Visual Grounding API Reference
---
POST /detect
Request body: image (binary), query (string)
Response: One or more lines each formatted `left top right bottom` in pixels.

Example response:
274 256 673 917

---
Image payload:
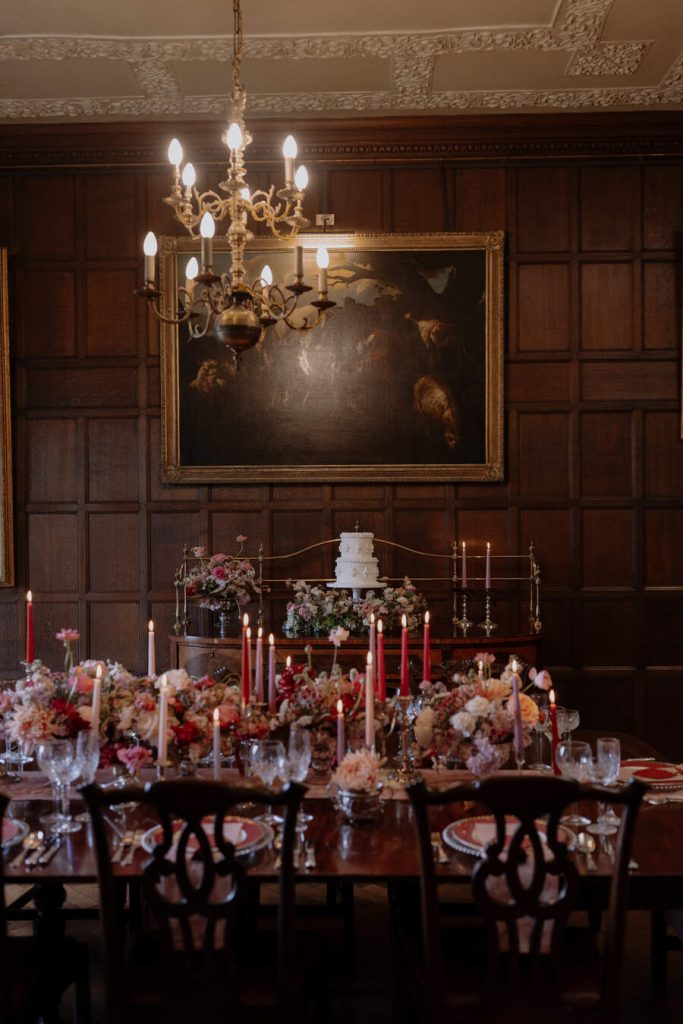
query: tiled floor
8 882 683 1022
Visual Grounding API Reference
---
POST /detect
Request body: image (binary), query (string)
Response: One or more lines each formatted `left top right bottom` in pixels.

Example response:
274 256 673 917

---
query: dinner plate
2 818 29 852
442 815 574 859
141 815 274 857
620 760 683 791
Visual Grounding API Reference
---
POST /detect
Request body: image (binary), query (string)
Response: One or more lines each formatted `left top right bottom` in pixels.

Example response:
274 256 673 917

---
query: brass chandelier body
137 0 334 362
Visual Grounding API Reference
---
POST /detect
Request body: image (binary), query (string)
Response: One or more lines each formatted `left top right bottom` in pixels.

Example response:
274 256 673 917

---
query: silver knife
37 837 62 867
27 836 55 869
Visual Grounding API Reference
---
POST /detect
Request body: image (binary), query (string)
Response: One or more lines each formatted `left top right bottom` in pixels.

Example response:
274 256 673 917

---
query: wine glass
556 707 580 742
251 740 288 826
527 691 550 771
74 731 100 823
49 739 83 834
36 742 65 829
587 737 621 836
556 739 592 827
288 727 313 827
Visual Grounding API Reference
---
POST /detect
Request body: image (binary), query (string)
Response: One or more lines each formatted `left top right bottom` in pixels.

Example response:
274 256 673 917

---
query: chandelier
137 0 335 363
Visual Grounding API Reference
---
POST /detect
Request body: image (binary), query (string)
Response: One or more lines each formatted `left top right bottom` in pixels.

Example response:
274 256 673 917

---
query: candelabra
476 591 497 637
394 696 419 784
137 0 335 365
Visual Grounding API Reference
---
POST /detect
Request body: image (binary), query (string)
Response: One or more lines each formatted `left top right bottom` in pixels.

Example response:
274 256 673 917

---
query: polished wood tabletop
4 776 683 910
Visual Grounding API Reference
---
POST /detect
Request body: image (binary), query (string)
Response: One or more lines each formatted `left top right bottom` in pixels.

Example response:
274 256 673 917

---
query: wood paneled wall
0 115 681 755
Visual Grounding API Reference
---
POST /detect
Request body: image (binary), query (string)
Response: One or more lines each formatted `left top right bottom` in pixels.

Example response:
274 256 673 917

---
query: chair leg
340 881 355 975
651 910 668 999
74 944 92 1024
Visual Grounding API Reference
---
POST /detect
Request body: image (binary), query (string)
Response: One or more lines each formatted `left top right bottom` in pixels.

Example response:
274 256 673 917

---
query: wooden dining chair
0 793 91 1023
404 774 645 1024
83 778 326 1024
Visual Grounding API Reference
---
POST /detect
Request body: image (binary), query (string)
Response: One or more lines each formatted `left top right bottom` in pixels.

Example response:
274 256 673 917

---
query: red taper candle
422 610 431 682
240 613 249 708
377 619 386 701
549 688 560 776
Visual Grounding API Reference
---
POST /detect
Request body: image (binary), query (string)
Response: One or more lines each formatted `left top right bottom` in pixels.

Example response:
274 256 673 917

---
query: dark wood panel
149 511 202 591
580 412 633 497
88 417 139 502
580 263 633 350
27 367 138 408
453 167 506 232
644 598 683 668
89 513 140 592
643 164 683 251
33 601 80 669
582 509 634 588
583 598 636 667
517 263 570 351
270 510 327 580
328 169 385 231
394 508 450 580
517 167 569 252
89 601 139 669
210 511 263 559
643 262 679 350
84 173 137 259
20 175 75 259
644 510 683 588
643 411 683 497
519 509 573 587
148 418 198 502
27 514 79 591
507 363 571 404
28 418 78 503
17 270 76 357
581 361 677 402
518 413 570 497
580 166 636 252
85 270 138 356
0 604 19 675
391 168 446 231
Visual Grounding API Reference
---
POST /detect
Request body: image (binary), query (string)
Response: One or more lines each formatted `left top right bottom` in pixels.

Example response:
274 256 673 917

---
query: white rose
117 705 136 733
450 711 476 737
136 709 160 743
78 705 93 723
465 696 490 717
414 707 435 748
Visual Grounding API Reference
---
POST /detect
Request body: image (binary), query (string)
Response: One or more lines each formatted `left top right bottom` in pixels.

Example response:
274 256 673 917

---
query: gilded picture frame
0 247 13 586
160 231 504 483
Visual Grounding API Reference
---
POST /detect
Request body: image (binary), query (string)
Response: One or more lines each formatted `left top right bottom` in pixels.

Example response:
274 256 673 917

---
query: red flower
172 720 203 748
50 697 88 738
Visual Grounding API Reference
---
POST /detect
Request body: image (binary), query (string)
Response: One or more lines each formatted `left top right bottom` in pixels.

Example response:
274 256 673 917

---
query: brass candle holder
155 760 171 781
477 590 497 637
394 695 419 784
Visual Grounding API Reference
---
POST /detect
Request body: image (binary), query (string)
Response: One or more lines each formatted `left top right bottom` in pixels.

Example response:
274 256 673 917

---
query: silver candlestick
394 695 419 784
477 591 497 637
453 590 473 637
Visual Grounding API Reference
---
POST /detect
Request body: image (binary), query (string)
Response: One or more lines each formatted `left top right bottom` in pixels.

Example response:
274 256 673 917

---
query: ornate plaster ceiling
0 0 682 122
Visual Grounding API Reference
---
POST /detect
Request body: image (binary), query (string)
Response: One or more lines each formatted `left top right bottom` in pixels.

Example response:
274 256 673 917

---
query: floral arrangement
414 659 540 776
274 661 388 741
333 749 383 794
283 577 426 637
183 537 261 611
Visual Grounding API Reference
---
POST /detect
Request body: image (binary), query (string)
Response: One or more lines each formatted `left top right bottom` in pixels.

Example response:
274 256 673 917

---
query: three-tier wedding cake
328 531 386 598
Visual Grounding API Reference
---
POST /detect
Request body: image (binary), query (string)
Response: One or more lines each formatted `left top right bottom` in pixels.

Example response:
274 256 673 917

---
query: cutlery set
9 832 62 870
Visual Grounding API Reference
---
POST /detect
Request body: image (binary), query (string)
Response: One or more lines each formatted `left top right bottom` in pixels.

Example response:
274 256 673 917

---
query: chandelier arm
144 299 194 327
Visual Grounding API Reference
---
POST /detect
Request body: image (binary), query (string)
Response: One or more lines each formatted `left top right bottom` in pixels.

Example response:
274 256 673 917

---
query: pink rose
211 566 227 580
56 628 80 642
529 668 552 691
236 535 247 543
217 703 240 727
75 674 94 694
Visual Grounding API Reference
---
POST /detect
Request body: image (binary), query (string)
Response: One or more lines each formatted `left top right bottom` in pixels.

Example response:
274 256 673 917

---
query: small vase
310 729 336 774
334 786 383 824
214 602 237 639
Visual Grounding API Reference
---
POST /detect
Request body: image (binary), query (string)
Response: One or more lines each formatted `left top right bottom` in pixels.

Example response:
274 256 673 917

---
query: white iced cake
329 532 386 591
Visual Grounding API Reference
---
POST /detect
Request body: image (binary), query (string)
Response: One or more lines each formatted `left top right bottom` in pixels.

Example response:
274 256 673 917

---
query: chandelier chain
232 0 243 90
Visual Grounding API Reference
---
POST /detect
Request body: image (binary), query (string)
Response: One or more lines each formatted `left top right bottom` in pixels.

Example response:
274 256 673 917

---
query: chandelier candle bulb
377 620 386 701
181 162 196 190
143 231 157 284
400 614 409 698
92 664 103 738
294 165 308 191
261 264 273 315
168 137 183 168
422 611 431 683
240 614 249 709
337 699 345 766
184 257 198 306
549 688 560 776
461 542 467 589
157 674 168 764
282 134 297 186
485 542 491 590
226 122 243 151
213 708 221 781
365 652 375 751
268 633 276 714
316 245 329 294
286 655 291 670
25 590 34 664
147 620 156 678
199 212 215 272
254 626 264 702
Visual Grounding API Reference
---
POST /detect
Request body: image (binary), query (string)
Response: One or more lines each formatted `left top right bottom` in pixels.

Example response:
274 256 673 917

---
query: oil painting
0 247 13 586
161 232 504 483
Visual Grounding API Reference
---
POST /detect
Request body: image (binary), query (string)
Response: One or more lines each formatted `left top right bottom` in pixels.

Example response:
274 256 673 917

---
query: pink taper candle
422 610 431 682
213 707 221 780
369 612 376 675
240 614 249 709
485 541 491 590
336 698 345 765
400 614 409 697
25 591 34 663
246 627 252 700
365 652 375 750
510 660 524 768
267 633 276 713
147 619 156 678
377 619 386 701
461 542 467 589
254 626 264 702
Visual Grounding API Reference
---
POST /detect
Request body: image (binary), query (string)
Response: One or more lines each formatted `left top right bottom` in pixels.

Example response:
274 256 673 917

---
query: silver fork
431 832 449 864
120 829 144 867
111 829 134 865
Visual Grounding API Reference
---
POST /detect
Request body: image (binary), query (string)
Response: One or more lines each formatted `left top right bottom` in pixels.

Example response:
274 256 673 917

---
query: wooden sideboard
169 634 543 687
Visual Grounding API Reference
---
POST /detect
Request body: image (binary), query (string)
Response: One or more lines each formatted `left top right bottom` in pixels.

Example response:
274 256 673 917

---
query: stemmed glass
74 731 100 824
251 740 288 827
556 739 592 827
527 691 550 771
38 739 83 834
37 742 65 829
556 707 580 742
587 737 621 836
288 727 313 827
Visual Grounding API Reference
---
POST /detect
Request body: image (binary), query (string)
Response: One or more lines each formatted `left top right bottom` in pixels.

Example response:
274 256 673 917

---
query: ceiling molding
0 0 681 121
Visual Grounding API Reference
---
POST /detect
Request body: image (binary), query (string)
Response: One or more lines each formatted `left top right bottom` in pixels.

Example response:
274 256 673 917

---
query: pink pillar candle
377 620 386 701
461 542 467 589
240 614 249 709
254 627 264 702
400 614 409 697
422 611 431 682
336 699 345 765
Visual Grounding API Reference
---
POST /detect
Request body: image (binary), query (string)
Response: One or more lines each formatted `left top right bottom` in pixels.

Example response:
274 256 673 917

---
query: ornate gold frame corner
0 248 14 586
161 231 505 483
